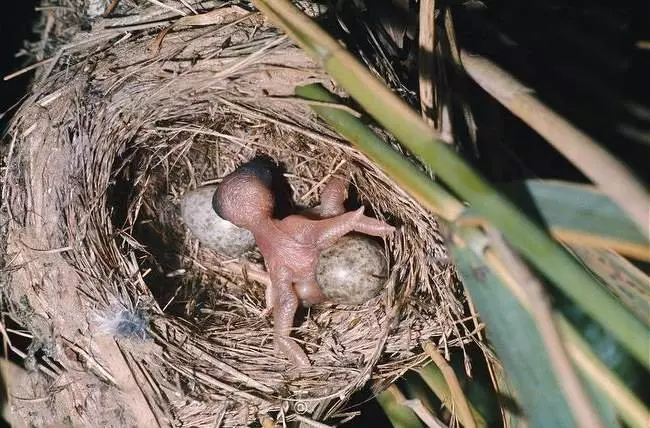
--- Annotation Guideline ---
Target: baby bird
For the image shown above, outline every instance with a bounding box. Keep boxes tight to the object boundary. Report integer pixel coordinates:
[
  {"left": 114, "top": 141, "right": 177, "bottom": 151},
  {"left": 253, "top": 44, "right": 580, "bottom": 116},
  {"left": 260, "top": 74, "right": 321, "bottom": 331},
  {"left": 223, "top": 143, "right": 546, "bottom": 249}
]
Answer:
[{"left": 213, "top": 162, "right": 394, "bottom": 367}]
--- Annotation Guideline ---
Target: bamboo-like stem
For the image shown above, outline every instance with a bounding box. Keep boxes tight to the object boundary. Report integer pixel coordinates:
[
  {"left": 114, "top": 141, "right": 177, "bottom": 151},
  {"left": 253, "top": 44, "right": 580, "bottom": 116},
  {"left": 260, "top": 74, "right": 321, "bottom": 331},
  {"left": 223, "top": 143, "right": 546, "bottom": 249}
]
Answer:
[
  {"left": 300, "top": 80, "right": 648, "bottom": 424},
  {"left": 377, "top": 385, "right": 425, "bottom": 428},
  {"left": 460, "top": 51, "right": 650, "bottom": 237},
  {"left": 403, "top": 400, "right": 447, "bottom": 428}
]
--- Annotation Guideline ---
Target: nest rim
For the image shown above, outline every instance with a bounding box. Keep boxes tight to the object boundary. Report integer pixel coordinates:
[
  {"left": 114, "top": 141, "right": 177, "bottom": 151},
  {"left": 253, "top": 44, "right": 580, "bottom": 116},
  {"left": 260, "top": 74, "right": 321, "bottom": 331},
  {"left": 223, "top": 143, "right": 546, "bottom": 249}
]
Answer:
[{"left": 1, "top": 4, "right": 473, "bottom": 426}]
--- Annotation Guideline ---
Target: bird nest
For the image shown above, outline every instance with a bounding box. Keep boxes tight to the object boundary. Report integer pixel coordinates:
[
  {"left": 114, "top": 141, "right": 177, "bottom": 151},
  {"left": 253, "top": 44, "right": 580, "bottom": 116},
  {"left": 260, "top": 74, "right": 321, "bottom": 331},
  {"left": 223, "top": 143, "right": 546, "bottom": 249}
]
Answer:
[{"left": 1, "top": 2, "right": 471, "bottom": 426}]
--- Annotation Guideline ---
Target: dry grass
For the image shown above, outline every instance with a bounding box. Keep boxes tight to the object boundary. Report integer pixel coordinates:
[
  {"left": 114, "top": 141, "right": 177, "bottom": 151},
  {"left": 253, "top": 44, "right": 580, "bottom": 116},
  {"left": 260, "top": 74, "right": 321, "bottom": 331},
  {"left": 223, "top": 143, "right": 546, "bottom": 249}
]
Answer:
[{"left": 1, "top": 1, "right": 473, "bottom": 426}]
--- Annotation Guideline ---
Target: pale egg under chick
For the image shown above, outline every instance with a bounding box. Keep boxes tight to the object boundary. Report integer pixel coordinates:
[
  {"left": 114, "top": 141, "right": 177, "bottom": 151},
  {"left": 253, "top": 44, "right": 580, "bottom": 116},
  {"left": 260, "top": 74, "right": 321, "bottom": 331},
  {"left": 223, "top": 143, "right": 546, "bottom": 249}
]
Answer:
[{"left": 181, "top": 185, "right": 255, "bottom": 257}]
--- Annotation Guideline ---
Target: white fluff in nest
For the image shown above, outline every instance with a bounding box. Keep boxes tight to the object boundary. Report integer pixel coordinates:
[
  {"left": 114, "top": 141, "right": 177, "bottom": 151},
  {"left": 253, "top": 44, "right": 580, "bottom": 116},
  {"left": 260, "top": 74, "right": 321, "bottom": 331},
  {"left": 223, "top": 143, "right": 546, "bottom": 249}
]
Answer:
[
  {"left": 93, "top": 304, "right": 149, "bottom": 340},
  {"left": 87, "top": 0, "right": 107, "bottom": 18}
]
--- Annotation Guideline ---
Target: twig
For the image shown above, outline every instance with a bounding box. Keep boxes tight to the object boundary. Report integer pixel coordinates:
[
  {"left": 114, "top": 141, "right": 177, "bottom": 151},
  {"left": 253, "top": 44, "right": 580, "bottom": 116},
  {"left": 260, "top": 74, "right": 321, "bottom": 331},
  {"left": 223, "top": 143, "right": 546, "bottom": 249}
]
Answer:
[
  {"left": 166, "top": 361, "right": 266, "bottom": 404},
  {"left": 403, "top": 399, "right": 447, "bottom": 428},
  {"left": 418, "top": 0, "right": 437, "bottom": 127},
  {"left": 0, "top": 323, "right": 58, "bottom": 379},
  {"left": 220, "top": 260, "right": 272, "bottom": 288},
  {"left": 19, "top": 241, "right": 73, "bottom": 254},
  {"left": 445, "top": 9, "right": 477, "bottom": 148},
  {"left": 144, "top": 0, "right": 188, "bottom": 16},
  {"left": 288, "top": 414, "right": 332, "bottom": 428},
  {"left": 61, "top": 338, "right": 118, "bottom": 386},
  {"left": 3, "top": 58, "right": 54, "bottom": 81},
  {"left": 178, "top": 0, "right": 199, "bottom": 15},
  {"left": 103, "top": 0, "right": 121, "bottom": 17},
  {"left": 422, "top": 341, "right": 477, "bottom": 428},
  {"left": 300, "top": 159, "right": 346, "bottom": 200},
  {"left": 115, "top": 342, "right": 164, "bottom": 427},
  {"left": 39, "top": 32, "right": 122, "bottom": 83},
  {"left": 182, "top": 341, "right": 275, "bottom": 393}
]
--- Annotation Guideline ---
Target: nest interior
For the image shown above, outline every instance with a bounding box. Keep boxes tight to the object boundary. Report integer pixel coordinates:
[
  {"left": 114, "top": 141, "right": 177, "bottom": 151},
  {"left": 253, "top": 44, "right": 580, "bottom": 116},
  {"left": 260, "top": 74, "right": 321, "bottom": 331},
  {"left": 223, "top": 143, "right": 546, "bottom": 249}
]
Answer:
[{"left": 1, "top": 3, "right": 473, "bottom": 426}]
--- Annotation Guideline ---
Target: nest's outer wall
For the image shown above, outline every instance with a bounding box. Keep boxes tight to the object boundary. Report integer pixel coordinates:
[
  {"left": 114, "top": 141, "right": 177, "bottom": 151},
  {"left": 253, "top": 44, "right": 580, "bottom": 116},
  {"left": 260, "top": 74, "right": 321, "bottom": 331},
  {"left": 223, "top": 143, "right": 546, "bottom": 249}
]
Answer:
[
  {"left": 0, "top": 10, "right": 339, "bottom": 426},
  {"left": 1, "top": 3, "right": 466, "bottom": 427},
  {"left": 3, "top": 78, "right": 162, "bottom": 427}
]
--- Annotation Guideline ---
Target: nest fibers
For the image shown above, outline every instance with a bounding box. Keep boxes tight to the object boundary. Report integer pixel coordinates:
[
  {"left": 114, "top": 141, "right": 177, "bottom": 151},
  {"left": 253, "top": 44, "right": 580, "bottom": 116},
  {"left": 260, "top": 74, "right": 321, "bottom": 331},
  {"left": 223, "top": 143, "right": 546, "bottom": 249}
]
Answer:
[{"left": 1, "top": 2, "right": 472, "bottom": 426}]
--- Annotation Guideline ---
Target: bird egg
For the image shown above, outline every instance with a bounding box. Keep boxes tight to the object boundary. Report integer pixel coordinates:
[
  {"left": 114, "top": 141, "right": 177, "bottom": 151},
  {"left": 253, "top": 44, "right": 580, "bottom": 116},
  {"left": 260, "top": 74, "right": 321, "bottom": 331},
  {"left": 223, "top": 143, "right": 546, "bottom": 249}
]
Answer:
[
  {"left": 317, "top": 234, "right": 388, "bottom": 304},
  {"left": 181, "top": 185, "right": 255, "bottom": 257}
]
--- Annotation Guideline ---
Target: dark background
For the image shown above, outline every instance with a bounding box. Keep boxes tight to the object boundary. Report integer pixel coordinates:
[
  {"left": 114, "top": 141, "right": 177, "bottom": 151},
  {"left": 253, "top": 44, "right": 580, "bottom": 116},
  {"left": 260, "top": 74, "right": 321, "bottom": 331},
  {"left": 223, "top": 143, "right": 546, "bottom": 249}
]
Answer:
[
  {"left": 3, "top": 0, "right": 647, "bottom": 177},
  {"left": 1, "top": 1, "right": 40, "bottom": 131}
]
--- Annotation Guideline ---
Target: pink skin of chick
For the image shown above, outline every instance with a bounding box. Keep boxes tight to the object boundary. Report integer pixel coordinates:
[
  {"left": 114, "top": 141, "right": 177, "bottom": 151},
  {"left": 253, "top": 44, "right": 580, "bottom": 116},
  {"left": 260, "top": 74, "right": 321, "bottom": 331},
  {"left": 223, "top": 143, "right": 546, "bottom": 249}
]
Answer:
[{"left": 214, "top": 168, "right": 395, "bottom": 368}]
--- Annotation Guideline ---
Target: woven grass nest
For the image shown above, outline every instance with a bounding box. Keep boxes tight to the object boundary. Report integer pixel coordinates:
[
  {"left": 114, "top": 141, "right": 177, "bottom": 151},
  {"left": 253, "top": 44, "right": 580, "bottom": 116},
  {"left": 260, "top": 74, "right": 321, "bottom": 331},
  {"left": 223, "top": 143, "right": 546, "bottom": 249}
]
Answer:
[{"left": 1, "top": 2, "right": 471, "bottom": 426}]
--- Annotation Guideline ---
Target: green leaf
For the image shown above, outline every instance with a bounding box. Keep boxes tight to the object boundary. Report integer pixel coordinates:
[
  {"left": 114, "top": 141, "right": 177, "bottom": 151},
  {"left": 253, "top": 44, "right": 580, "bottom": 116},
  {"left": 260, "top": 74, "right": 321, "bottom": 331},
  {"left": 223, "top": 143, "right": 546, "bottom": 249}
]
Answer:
[
  {"left": 459, "top": 180, "right": 650, "bottom": 261},
  {"left": 568, "top": 246, "right": 650, "bottom": 326},
  {"left": 450, "top": 228, "right": 618, "bottom": 428},
  {"left": 376, "top": 386, "right": 425, "bottom": 428},
  {"left": 416, "top": 364, "right": 488, "bottom": 427},
  {"left": 557, "top": 317, "right": 650, "bottom": 428},
  {"left": 488, "top": 363, "right": 528, "bottom": 428}
]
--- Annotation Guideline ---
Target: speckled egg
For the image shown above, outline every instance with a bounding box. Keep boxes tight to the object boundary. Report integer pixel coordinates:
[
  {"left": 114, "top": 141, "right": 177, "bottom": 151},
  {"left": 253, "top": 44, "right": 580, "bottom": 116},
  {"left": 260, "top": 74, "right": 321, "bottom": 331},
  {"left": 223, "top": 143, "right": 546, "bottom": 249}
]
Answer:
[
  {"left": 316, "top": 234, "right": 388, "bottom": 304},
  {"left": 181, "top": 185, "right": 255, "bottom": 257}
]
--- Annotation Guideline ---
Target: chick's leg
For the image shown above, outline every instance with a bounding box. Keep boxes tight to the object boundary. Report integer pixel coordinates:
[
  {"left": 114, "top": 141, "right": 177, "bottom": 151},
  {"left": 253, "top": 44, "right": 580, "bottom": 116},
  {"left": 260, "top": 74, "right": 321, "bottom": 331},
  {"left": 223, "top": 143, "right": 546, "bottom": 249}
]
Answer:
[
  {"left": 313, "top": 206, "right": 366, "bottom": 248},
  {"left": 271, "top": 271, "right": 311, "bottom": 367},
  {"left": 353, "top": 216, "right": 396, "bottom": 237},
  {"left": 261, "top": 281, "right": 275, "bottom": 318},
  {"left": 317, "top": 176, "right": 394, "bottom": 237},
  {"left": 317, "top": 176, "right": 348, "bottom": 217},
  {"left": 312, "top": 207, "right": 395, "bottom": 250}
]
